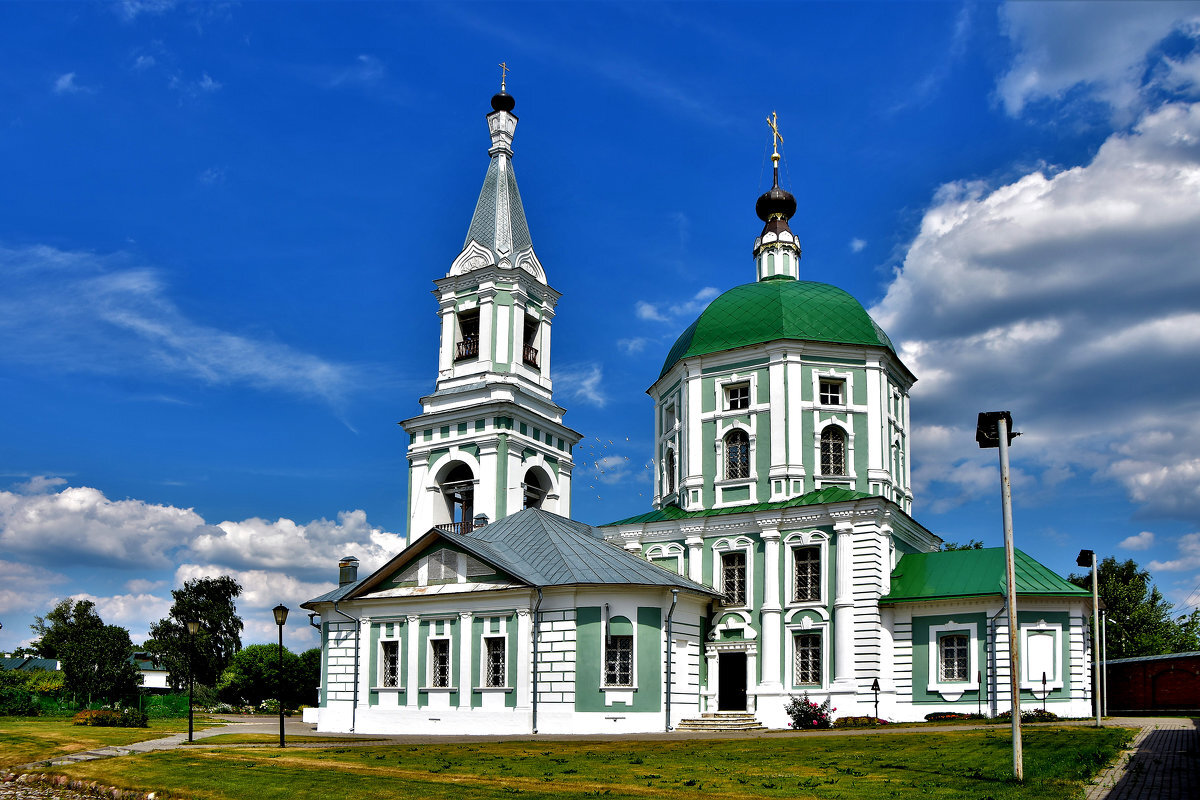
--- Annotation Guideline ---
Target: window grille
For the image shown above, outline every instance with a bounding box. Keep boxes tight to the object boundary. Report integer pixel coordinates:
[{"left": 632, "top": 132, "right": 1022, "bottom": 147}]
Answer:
[
  {"left": 725, "top": 383, "right": 750, "bottom": 410},
  {"left": 430, "top": 639, "right": 451, "bottom": 687},
  {"left": 794, "top": 633, "right": 821, "bottom": 685},
  {"left": 604, "top": 635, "right": 633, "bottom": 686},
  {"left": 485, "top": 637, "right": 506, "bottom": 687},
  {"left": 819, "top": 379, "right": 844, "bottom": 405},
  {"left": 820, "top": 427, "right": 846, "bottom": 475},
  {"left": 722, "top": 551, "right": 747, "bottom": 606},
  {"left": 381, "top": 640, "right": 399, "bottom": 687},
  {"left": 725, "top": 430, "right": 750, "bottom": 479},
  {"left": 793, "top": 547, "right": 820, "bottom": 602},
  {"left": 939, "top": 634, "right": 969, "bottom": 682}
]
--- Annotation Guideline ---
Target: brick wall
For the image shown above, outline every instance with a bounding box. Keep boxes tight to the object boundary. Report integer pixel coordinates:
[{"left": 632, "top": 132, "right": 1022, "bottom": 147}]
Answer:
[{"left": 1105, "top": 654, "right": 1200, "bottom": 710}]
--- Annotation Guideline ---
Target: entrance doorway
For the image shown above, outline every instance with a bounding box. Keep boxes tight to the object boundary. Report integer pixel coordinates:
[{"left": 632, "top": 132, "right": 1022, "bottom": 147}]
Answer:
[{"left": 718, "top": 652, "right": 747, "bottom": 711}]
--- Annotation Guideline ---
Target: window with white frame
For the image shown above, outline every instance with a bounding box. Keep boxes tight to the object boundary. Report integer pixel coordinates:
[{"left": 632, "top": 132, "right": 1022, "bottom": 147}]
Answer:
[
  {"left": 793, "top": 546, "right": 821, "bottom": 602},
  {"left": 793, "top": 632, "right": 822, "bottom": 686},
  {"left": 430, "top": 638, "right": 451, "bottom": 687},
  {"left": 604, "top": 634, "right": 633, "bottom": 686},
  {"left": 724, "top": 429, "right": 750, "bottom": 479},
  {"left": 820, "top": 426, "right": 846, "bottom": 475},
  {"left": 645, "top": 543, "right": 684, "bottom": 575},
  {"left": 725, "top": 383, "right": 750, "bottom": 410},
  {"left": 380, "top": 640, "right": 400, "bottom": 687},
  {"left": 484, "top": 636, "right": 506, "bottom": 688},
  {"left": 819, "top": 379, "right": 844, "bottom": 406},
  {"left": 938, "top": 634, "right": 969, "bottom": 682},
  {"left": 722, "top": 550, "right": 747, "bottom": 606}
]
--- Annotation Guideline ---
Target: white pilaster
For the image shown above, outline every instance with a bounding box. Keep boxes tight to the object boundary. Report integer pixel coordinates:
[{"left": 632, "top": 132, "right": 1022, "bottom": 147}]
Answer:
[
  {"left": 459, "top": 611, "right": 474, "bottom": 706},
  {"left": 686, "top": 534, "right": 704, "bottom": 584},
  {"left": 516, "top": 607, "right": 532, "bottom": 711},
  {"left": 760, "top": 526, "right": 782, "bottom": 689},
  {"left": 832, "top": 521, "right": 856, "bottom": 690},
  {"left": 406, "top": 615, "right": 420, "bottom": 708}
]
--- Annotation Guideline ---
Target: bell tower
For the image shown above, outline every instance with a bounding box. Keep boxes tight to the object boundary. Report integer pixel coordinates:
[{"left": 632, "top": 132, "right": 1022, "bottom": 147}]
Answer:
[{"left": 401, "top": 83, "right": 581, "bottom": 537}]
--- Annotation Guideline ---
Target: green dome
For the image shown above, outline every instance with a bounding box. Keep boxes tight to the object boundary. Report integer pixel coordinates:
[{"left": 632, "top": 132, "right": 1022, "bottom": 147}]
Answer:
[{"left": 659, "top": 278, "right": 896, "bottom": 378}]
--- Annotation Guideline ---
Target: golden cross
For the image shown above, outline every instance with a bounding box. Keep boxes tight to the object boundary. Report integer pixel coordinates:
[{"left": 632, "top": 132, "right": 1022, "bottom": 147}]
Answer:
[
  {"left": 766, "top": 111, "right": 784, "bottom": 156},
  {"left": 499, "top": 61, "right": 510, "bottom": 91}
]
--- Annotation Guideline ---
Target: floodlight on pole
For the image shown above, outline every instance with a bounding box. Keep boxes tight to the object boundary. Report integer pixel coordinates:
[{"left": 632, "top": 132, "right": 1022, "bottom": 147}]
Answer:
[
  {"left": 1077, "top": 549, "right": 1102, "bottom": 727},
  {"left": 977, "top": 410, "right": 1022, "bottom": 781}
]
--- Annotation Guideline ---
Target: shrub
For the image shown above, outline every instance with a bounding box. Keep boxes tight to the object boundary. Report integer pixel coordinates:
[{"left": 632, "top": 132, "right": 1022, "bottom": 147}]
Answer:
[
  {"left": 71, "top": 707, "right": 149, "bottom": 727},
  {"left": 784, "top": 692, "right": 833, "bottom": 729},
  {"left": 995, "top": 708, "right": 1059, "bottom": 724},
  {"left": 833, "top": 716, "right": 889, "bottom": 728},
  {"left": 924, "top": 712, "right": 986, "bottom": 722},
  {"left": 0, "top": 686, "right": 39, "bottom": 716}
]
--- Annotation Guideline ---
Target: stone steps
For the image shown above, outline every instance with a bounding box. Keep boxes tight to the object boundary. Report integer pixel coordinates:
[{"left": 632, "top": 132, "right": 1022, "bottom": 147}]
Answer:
[{"left": 674, "top": 713, "right": 767, "bottom": 732}]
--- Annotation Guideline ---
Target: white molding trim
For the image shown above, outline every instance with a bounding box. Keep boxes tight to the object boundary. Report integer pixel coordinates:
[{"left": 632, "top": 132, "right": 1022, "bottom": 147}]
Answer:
[{"left": 927, "top": 621, "right": 979, "bottom": 701}]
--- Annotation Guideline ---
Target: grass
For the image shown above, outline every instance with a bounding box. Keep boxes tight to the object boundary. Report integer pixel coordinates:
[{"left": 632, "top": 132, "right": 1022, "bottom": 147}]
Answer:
[
  {"left": 182, "top": 734, "right": 376, "bottom": 745},
  {"left": 0, "top": 716, "right": 221, "bottom": 767},
  {"left": 26, "top": 726, "right": 1134, "bottom": 799}
]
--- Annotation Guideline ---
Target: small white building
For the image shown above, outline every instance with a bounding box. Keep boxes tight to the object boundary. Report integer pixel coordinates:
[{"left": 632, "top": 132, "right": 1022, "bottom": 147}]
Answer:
[{"left": 303, "top": 86, "right": 1096, "bottom": 735}]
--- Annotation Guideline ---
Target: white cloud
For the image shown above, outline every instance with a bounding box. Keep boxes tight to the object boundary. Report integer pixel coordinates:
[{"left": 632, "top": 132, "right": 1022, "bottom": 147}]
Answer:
[
  {"left": 617, "top": 337, "right": 648, "bottom": 355},
  {"left": 125, "top": 578, "right": 167, "bottom": 593},
  {"left": 198, "top": 166, "right": 226, "bottom": 185},
  {"left": 874, "top": 100, "right": 1200, "bottom": 520},
  {"left": 197, "top": 72, "right": 221, "bottom": 93},
  {"left": 114, "top": 0, "right": 177, "bottom": 22},
  {"left": 635, "top": 287, "right": 719, "bottom": 325},
  {"left": 174, "top": 564, "right": 331, "bottom": 647},
  {"left": 327, "top": 55, "right": 386, "bottom": 88},
  {"left": 554, "top": 363, "right": 607, "bottom": 408},
  {"left": 850, "top": 238, "right": 867, "bottom": 253},
  {"left": 53, "top": 72, "right": 90, "bottom": 95},
  {"left": 1149, "top": 532, "right": 1200, "bottom": 571},
  {"left": 0, "top": 560, "right": 67, "bottom": 617},
  {"left": 133, "top": 55, "right": 156, "bottom": 71},
  {"left": 635, "top": 301, "right": 667, "bottom": 322},
  {"left": 0, "top": 243, "right": 358, "bottom": 408},
  {"left": 997, "top": 2, "right": 1200, "bottom": 117},
  {"left": 1119, "top": 531, "right": 1157, "bottom": 551},
  {"left": 70, "top": 592, "right": 173, "bottom": 643}
]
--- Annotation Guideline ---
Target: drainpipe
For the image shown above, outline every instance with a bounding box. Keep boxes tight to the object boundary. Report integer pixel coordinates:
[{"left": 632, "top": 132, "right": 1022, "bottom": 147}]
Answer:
[
  {"left": 665, "top": 589, "right": 679, "bottom": 732},
  {"left": 331, "top": 601, "right": 360, "bottom": 732},
  {"left": 531, "top": 587, "right": 543, "bottom": 734}
]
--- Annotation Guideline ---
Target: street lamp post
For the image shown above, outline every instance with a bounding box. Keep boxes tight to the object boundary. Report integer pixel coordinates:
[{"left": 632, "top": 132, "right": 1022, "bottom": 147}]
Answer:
[
  {"left": 186, "top": 620, "right": 201, "bottom": 742},
  {"left": 977, "top": 410, "right": 1022, "bottom": 781},
  {"left": 1076, "top": 549, "right": 1102, "bottom": 727},
  {"left": 272, "top": 604, "right": 289, "bottom": 748}
]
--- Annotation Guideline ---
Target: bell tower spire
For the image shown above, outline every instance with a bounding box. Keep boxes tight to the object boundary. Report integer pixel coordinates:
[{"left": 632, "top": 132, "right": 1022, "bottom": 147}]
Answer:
[
  {"left": 753, "top": 111, "right": 801, "bottom": 282},
  {"left": 401, "top": 82, "right": 581, "bottom": 538}
]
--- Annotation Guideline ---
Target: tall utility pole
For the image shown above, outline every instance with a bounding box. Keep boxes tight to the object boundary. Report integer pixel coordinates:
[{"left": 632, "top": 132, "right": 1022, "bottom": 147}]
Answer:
[
  {"left": 1077, "top": 549, "right": 1103, "bottom": 727},
  {"left": 977, "top": 411, "right": 1022, "bottom": 781}
]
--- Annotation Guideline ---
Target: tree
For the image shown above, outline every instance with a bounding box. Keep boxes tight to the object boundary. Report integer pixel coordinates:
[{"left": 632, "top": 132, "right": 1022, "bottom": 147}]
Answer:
[
  {"left": 28, "top": 599, "right": 141, "bottom": 703},
  {"left": 942, "top": 539, "right": 985, "bottom": 551},
  {"left": 145, "top": 576, "right": 243, "bottom": 688},
  {"left": 217, "top": 644, "right": 305, "bottom": 708},
  {"left": 1069, "top": 556, "right": 1181, "bottom": 659},
  {"left": 299, "top": 647, "right": 321, "bottom": 707}
]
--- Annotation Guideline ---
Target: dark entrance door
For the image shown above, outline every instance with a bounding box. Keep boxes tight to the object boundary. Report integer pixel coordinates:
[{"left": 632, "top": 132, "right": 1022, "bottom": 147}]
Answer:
[{"left": 718, "top": 652, "right": 747, "bottom": 711}]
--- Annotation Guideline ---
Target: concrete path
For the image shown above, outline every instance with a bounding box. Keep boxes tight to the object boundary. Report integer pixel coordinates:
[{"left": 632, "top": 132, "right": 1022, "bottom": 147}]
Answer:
[{"left": 1085, "top": 717, "right": 1198, "bottom": 800}]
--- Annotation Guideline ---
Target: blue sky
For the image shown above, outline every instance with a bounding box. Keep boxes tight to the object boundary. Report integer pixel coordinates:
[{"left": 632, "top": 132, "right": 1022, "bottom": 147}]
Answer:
[{"left": 2, "top": 1, "right": 1200, "bottom": 652}]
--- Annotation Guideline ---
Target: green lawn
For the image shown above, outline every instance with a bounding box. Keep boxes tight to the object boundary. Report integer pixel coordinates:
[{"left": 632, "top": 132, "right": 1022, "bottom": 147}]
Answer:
[
  {"left": 0, "top": 716, "right": 220, "bottom": 767},
  {"left": 31, "top": 726, "right": 1133, "bottom": 800}
]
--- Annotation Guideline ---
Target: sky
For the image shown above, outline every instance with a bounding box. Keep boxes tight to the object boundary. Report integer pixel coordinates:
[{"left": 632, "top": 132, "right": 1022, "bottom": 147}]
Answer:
[{"left": 2, "top": 1, "right": 1199, "bottom": 653}]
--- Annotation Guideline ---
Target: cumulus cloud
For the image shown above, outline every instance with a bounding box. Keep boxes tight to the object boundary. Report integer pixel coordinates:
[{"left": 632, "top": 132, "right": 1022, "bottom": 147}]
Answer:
[
  {"left": 1149, "top": 532, "right": 1200, "bottom": 571},
  {"left": 0, "top": 243, "right": 357, "bottom": 408},
  {"left": 1119, "top": 531, "right": 1157, "bottom": 551},
  {"left": 997, "top": 2, "right": 1200, "bottom": 118},
  {"left": 174, "top": 564, "right": 332, "bottom": 647},
  {"left": 53, "top": 72, "right": 90, "bottom": 95},
  {"left": 874, "top": 100, "right": 1200, "bottom": 519},
  {"left": 554, "top": 363, "right": 607, "bottom": 408},
  {"left": 0, "top": 560, "right": 68, "bottom": 616},
  {"left": 850, "top": 238, "right": 867, "bottom": 253}
]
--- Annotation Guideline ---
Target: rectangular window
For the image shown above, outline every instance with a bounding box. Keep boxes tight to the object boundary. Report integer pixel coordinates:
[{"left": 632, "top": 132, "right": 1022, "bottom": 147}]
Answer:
[
  {"left": 793, "top": 547, "right": 820, "bottom": 602},
  {"left": 604, "top": 635, "right": 633, "bottom": 686},
  {"left": 722, "top": 551, "right": 747, "bottom": 606},
  {"left": 725, "top": 383, "right": 750, "bottom": 410},
  {"left": 484, "top": 637, "right": 506, "bottom": 688},
  {"left": 794, "top": 633, "right": 821, "bottom": 685},
  {"left": 456, "top": 310, "right": 479, "bottom": 361},
  {"left": 819, "top": 379, "right": 844, "bottom": 405},
  {"left": 939, "top": 634, "right": 969, "bottom": 682},
  {"left": 522, "top": 314, "right": 539, "bottom": 367},
  {"left": 430, "top": 639, "right": 451, "bottom": 687},
  {"left": 381, "top": 640, "right": 399, "bottom": 687}
]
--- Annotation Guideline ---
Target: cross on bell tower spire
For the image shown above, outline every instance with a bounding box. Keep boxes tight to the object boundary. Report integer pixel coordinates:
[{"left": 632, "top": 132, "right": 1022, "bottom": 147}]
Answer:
[{"left": 753, "top": 109, "right": 800, "bottom": 281}]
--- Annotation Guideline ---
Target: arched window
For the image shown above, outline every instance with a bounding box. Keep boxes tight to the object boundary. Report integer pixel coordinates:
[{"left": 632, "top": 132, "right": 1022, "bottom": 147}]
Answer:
[
  {"left": 724, "top": 429, "right": 750, "bottom": 479},
  {"left": 440, "top": 463, "right": 475, "bottom": 532},
  {"left": 523, "top": 468, "right": 547, "bottom": 510},
  {"left": 820, "top": 427, "right": 846, "bottom": 476},
  {"left": 664, "top": 447, "right": 676, "bottom": 494}
]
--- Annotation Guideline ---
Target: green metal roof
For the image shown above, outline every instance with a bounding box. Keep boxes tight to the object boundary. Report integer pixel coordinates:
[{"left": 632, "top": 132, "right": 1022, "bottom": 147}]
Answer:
[
  {"left": 880, "top": 548, "right": 1090, "bottom": 605},
  {"left": 602, "top": 486, "right": 875, "bottom": 527},
  {"left": 659, "top": 279, "right": 897, "bottom": 378}
]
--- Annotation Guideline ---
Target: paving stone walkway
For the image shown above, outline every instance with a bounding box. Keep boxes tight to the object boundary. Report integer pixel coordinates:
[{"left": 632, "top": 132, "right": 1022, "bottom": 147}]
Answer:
[{"left": 1086, "top": 718, "right": 1198, "bottom": 800}]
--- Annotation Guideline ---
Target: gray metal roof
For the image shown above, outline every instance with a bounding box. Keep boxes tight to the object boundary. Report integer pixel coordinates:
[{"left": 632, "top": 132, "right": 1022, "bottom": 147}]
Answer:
[
  {"left": 0, "top": 656, "right": 59, "bottom": 671},
  {"left": 304, "top": 508, "right": 717, "bottom": 608},
  {"left": 464, "top": 149, "right": 533, "bottom": 261},
  {"left": 1103, "top": 650, "right": 1200, "bottom": 666}
]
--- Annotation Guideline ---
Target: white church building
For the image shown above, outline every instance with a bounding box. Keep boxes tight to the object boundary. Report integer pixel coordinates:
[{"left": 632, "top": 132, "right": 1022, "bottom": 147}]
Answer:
[{"left": 302, "top": 86, "right": 1095, "bottom": 734}]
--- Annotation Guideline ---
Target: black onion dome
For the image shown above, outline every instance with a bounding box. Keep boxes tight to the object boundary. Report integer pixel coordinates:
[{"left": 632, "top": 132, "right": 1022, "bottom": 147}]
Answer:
[
  {"left": 491, "top": 91, "right": 516, "bottom": 112},
  {"left": 755, "top": 185, "right": 796, "bottom": 222}
]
